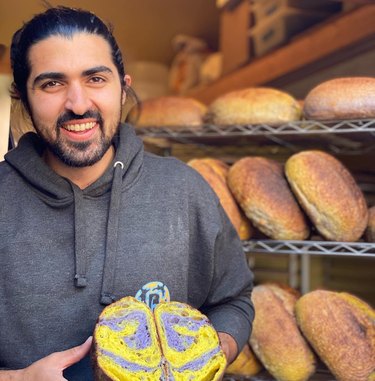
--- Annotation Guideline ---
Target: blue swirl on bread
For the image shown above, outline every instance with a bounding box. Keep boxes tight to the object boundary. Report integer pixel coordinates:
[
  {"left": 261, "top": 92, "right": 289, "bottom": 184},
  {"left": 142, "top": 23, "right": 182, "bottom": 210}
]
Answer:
[{"left": 92, "top": 297, "right": 227, "bottom": 380}]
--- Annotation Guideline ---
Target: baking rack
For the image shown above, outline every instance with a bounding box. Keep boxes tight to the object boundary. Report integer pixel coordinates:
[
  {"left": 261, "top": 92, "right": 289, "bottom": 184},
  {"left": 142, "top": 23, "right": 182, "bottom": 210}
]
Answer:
[
  {"left": 242, "top": 239, "right": 375, "bottom": 258},
  {"left": 224, "top": 369, "right": 336, "bottom": 381}
]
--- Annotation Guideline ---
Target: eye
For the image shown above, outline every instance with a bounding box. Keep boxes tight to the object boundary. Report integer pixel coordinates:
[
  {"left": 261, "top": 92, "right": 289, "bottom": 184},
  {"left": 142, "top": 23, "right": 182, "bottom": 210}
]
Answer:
[
  {"left": 41, "top": 80, "right": 62, "bottom": 89},
  {"left": 89, "top": 76, "right": 105, "bottom": 84}
]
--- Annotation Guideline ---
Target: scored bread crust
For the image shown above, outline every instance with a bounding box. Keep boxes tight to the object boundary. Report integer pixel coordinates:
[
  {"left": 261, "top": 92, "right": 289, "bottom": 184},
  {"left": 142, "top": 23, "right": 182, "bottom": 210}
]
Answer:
[
  {"left": 285, "top": 150, "right": 368, "bottom": 242},
  {"left": 205, "top": 87, "right": 302, "bottom": 125},
  {"left": 295, "top": 290, "right": 375, "bottom": 381},
  {"left": 188, "top": 158, "right": 253, "bottom": 240},
  {"left": 128, "top": 96, "right": 207, "bottom": 127},
  {"left": 303, "top": 77, "right": 375, "bottom": 120},
  {"left": 92, "top": 297, "right": 226, "bottom": 381},
  {"left": 365, "top": 206, "right": 375, "bottom": 242},
  {"left": 249, "top": 284, "right": 316, "bottom": 381},
  {"left": 227, "top": 157, "right": 309, "bottom": 240}
]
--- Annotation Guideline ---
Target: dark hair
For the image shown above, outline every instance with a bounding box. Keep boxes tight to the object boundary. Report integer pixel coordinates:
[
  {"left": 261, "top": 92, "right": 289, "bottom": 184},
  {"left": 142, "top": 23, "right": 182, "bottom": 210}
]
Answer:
[{"left": 10, "top": 6, "right": 126, "bottom": 109}]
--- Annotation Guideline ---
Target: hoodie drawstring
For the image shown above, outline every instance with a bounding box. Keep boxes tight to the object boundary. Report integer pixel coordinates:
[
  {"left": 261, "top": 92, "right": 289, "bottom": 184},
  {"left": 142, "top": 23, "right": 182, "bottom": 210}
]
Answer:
[
  {"left": 72, "top": 186, "right": 88, "bottom": 288},
  {"left": 100, "top": 161, "right": 124, "bottom": 305}
]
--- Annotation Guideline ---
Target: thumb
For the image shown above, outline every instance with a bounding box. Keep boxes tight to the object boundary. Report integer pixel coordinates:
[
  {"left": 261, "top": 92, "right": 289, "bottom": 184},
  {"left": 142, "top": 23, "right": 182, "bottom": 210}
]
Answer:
[{"left": 56, "top": 336, "right": 93, "bottom": 369}]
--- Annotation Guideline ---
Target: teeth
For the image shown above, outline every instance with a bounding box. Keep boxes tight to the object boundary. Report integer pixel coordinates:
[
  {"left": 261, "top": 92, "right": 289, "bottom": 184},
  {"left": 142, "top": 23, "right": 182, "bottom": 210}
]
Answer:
[{"left": 64, "top": 122, "right": 96, "bottom": 131}]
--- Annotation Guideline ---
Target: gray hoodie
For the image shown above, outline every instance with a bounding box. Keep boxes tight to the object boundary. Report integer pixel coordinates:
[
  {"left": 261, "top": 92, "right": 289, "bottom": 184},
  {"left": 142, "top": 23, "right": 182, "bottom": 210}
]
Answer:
[{"left": 0, "top": 123, "right": 254, "bottom": 380}]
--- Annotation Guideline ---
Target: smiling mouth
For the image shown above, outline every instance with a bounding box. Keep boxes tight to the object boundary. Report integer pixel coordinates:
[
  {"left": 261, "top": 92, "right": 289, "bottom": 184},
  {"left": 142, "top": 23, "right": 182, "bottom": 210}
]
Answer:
[{"left": 63, "top": 122, "right": 97, "bottom": 132}]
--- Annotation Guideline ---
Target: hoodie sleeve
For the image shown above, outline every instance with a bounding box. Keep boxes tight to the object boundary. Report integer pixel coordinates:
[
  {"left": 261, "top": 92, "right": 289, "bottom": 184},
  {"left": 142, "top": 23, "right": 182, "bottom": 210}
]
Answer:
[{"left": 201, "top": 203, "right": 255, "bottom": 355}]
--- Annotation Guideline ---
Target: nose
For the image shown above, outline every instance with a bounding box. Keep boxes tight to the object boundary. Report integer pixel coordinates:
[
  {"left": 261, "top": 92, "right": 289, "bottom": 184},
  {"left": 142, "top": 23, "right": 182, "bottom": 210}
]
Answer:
[{"left": 64, "top": 82, "right": 93, "bottom": 115}]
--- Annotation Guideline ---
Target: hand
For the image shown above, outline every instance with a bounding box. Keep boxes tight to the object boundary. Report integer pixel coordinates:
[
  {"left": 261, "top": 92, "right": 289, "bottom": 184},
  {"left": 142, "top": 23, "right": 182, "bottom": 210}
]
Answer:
[
  {"left": 218, "top": 332, "right": 238, "bottom": 365},
  {"left": 15, "top": 337, "right": 92, "bottom": 381}
]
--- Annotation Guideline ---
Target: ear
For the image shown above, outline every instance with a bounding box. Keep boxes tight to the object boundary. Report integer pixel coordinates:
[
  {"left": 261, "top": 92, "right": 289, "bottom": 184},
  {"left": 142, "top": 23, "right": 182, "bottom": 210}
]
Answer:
[{"left": 122, "top": 74, "right": 132, "bottom": 105}]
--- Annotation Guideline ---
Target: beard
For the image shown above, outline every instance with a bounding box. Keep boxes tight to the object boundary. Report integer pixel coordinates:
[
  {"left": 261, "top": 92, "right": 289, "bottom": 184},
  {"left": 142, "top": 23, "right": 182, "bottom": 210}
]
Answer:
[{"left": 32, "top": 109, "right": 121, "bottom": 168}]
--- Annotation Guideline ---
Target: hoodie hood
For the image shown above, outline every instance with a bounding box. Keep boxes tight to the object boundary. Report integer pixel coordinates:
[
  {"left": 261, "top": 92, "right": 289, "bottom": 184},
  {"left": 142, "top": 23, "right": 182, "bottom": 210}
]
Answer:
[{"left": 5, "top": 123, "right": 144, "bottom": 304}]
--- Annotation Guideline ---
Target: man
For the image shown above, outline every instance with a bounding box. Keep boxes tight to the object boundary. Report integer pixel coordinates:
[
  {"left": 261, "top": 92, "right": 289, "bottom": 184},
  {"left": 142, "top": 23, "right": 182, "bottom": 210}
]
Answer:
[{"left": 0, "top": 6, "right": 254, "bottom": 380}]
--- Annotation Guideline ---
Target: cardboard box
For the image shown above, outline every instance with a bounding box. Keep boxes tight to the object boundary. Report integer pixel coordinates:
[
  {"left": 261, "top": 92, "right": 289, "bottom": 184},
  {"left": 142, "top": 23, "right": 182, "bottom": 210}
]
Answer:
[
  {"left": 251, "top": 0, "right": 341, "bottom": 22},
  {"left": 220, "top": 0, "right": 253, "bottom": 74},
  {"left": 250, "top": 7, "right": 332, "bottom": 57}
]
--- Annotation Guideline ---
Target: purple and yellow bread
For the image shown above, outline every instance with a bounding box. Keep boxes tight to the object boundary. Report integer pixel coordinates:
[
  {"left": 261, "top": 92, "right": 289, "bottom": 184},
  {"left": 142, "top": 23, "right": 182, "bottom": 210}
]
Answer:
[{"left": 92, "top": 297, "right": 227, "bottom": 380}]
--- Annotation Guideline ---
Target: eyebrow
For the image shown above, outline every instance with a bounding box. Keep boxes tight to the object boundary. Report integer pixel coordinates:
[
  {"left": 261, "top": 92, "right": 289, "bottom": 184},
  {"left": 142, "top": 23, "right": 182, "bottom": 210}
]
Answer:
[{"left": 32, "top": 65, "right": 114, "bottom": 88}]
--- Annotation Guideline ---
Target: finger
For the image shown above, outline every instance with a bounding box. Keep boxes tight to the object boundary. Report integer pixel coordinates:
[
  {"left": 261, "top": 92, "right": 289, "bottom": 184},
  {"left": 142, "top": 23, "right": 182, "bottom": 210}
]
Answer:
[{"left": 55, "top": 336, "right": 93, "bottom": 369}]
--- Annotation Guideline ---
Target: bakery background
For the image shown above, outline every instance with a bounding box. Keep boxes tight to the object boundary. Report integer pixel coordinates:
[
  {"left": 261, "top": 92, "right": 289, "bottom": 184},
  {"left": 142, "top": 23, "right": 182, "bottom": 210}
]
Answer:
[{"left": 1, "top": 1, "right": 374, "bottom": 380}]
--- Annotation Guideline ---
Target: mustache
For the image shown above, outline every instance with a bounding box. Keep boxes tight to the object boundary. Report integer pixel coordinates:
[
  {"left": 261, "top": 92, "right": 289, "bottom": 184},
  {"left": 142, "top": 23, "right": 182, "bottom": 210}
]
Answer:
[{"left": 56, "top": 110, "right": 103, "bottom": 127}]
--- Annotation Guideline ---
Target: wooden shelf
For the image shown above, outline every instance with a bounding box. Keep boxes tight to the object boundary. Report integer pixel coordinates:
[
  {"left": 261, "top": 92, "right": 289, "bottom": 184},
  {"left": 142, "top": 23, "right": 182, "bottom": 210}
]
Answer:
[{"left": 188, "top": 5, "right": 375, "bottom": 104}]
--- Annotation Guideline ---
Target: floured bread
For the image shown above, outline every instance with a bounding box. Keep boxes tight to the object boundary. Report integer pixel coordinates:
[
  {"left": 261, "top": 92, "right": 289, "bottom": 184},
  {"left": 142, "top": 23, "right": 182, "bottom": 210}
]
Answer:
[
  {"left": 227, "top": 156, "right": 309, "bottom": 240},
  {"left": 296, "top": 290, "right": 375, "bottom": 381},
  {"left": 205, "top": 87, "right": 302, "bottom": 125},
  {"left": 188, "top": 158, "right": 253, "bottom": 240},
  {"left": 303, "top": 77, "right": 375, "bottom": 120},
  {"left": 127, "top": 96, "right": 207, "bottom": 128},
  {"left": 249, "top": 284, "right": 316, "bottom": 381},
  {"left": 92, "top": 297, "right": 227, "bottom": 380}
]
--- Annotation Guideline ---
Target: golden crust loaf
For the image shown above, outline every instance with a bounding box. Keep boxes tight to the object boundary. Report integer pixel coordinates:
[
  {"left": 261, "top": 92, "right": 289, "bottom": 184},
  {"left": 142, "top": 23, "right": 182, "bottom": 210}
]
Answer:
[
  {"left": 225, "top": 344, "right": 262, "bottom": 377},
  {"left": 188, "top": 158, "right": 253, "bottom": 240},
  {"left": 365, "top": 206, "right": 375, "bottom": 242},
  {"left": 227, "top": 157, "right": 309, "bottom": 240},
  {"left": 205, "top": 87, "right": 302, "bottom": 125},
  {"left": 128, "top": 96, "right": 207, "bottom": 127},
  {"left": 303, "top": 77, "right": 375, "bottom": 120},
  {"left": 295, "top": 290, "right": 375, "bottom": 381},
  {"left": 249, "top": 284, "right": 316, "bottom": 381},
  {"left": 285, "top": 150, "right": 368, "bottom": 242}
]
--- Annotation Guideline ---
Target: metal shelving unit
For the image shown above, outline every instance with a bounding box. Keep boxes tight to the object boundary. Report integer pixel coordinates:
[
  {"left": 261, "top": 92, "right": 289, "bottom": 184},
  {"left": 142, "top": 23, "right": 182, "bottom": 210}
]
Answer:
[
  {"left": 136, "top": 119, "right": 375, "bottom": 155},
  {"left": 224, "top": 369, "right": 336, "bottom": 381},
  {"left": 243, "top": 239, "right": 375, "bottom": 258},
  {"left": 136, "top": 119, "right": 375, "bottom": 262},
  {"left": 135, "top": 118, "right": 375, "bottom": 138}
]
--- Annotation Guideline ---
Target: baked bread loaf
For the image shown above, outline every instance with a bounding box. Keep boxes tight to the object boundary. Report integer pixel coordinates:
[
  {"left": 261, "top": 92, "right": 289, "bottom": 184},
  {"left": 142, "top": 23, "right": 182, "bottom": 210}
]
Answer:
[
  {"left": 127, "top": 96, "right": 207, "bottom": 127},
  {"left": 303, "top": 77, "right": 375, "bottom": 120},
  {"left": 227, "top": 157, "right": 309, "bottom": 240},
  {"left": 225, "top": 343, "right": 262, "bottom": 377},
  {"left": 296, "top": 290, "right": 375, "bottom": 381},
  {"left": 92, "top": 296, "right": 227, "bottom": 380},
  {"left": 249, "top": 284, "right": 316, "bottom": 381},
  {"left": 365, "top": 206, "right": 375, "bottom": 242},
  {"left": 205, "top": 87, "right": 302, "bottom": 125},
  {"left": 285, "top": 150, "right": 368, "bottom": 242},
  {"left": 188, "top": 158, "right": 253, "bottom": 240}
]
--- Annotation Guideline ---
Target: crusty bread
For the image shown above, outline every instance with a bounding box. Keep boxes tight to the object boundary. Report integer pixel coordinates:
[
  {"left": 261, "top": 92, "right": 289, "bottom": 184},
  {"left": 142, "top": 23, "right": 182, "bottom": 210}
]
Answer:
[
  {"left": 205, "top": 87, "right": 302, "bottom": 125},
  {"left": 227, "top": 157, "right": 309, "bottom": 240},
  {"left": 128, "top": 96, "right": 207, "bottom": 127},
  {"left": 225, "top": 343, "right": 262, "bottom": 377},
  {"left": 285, "top": 150, "right": 368, "bottom": 242},
  {"left": 92, "top": 297, "right": 226, "bottom": 381},
  {"left": 188, "top": 158, "right": 253, "bottom": 240},
  {"left": 249, "top": 284, "right": 316, "bottom": 381},
  {"left": 365, "top": 206, "right": 375, "bottom": 242},
  {"left": 296, "top": 290, "right": 375, "bottom": 381},
  {"left": 303, "top": 77, "right": 375, "bottom": 120}
]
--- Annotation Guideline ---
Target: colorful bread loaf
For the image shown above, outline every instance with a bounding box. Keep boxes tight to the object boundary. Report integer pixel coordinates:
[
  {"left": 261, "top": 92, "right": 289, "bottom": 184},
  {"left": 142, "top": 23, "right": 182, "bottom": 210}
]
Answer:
[{"left": 92, "top": 297, "right": 227, "bottom": 380}]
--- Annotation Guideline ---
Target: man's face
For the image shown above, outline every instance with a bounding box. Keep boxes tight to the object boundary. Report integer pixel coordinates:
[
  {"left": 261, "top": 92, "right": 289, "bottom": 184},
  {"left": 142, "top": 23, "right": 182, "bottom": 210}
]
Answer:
[{"left": 26, "top": 32, "right": 126, "bottom": 167}]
